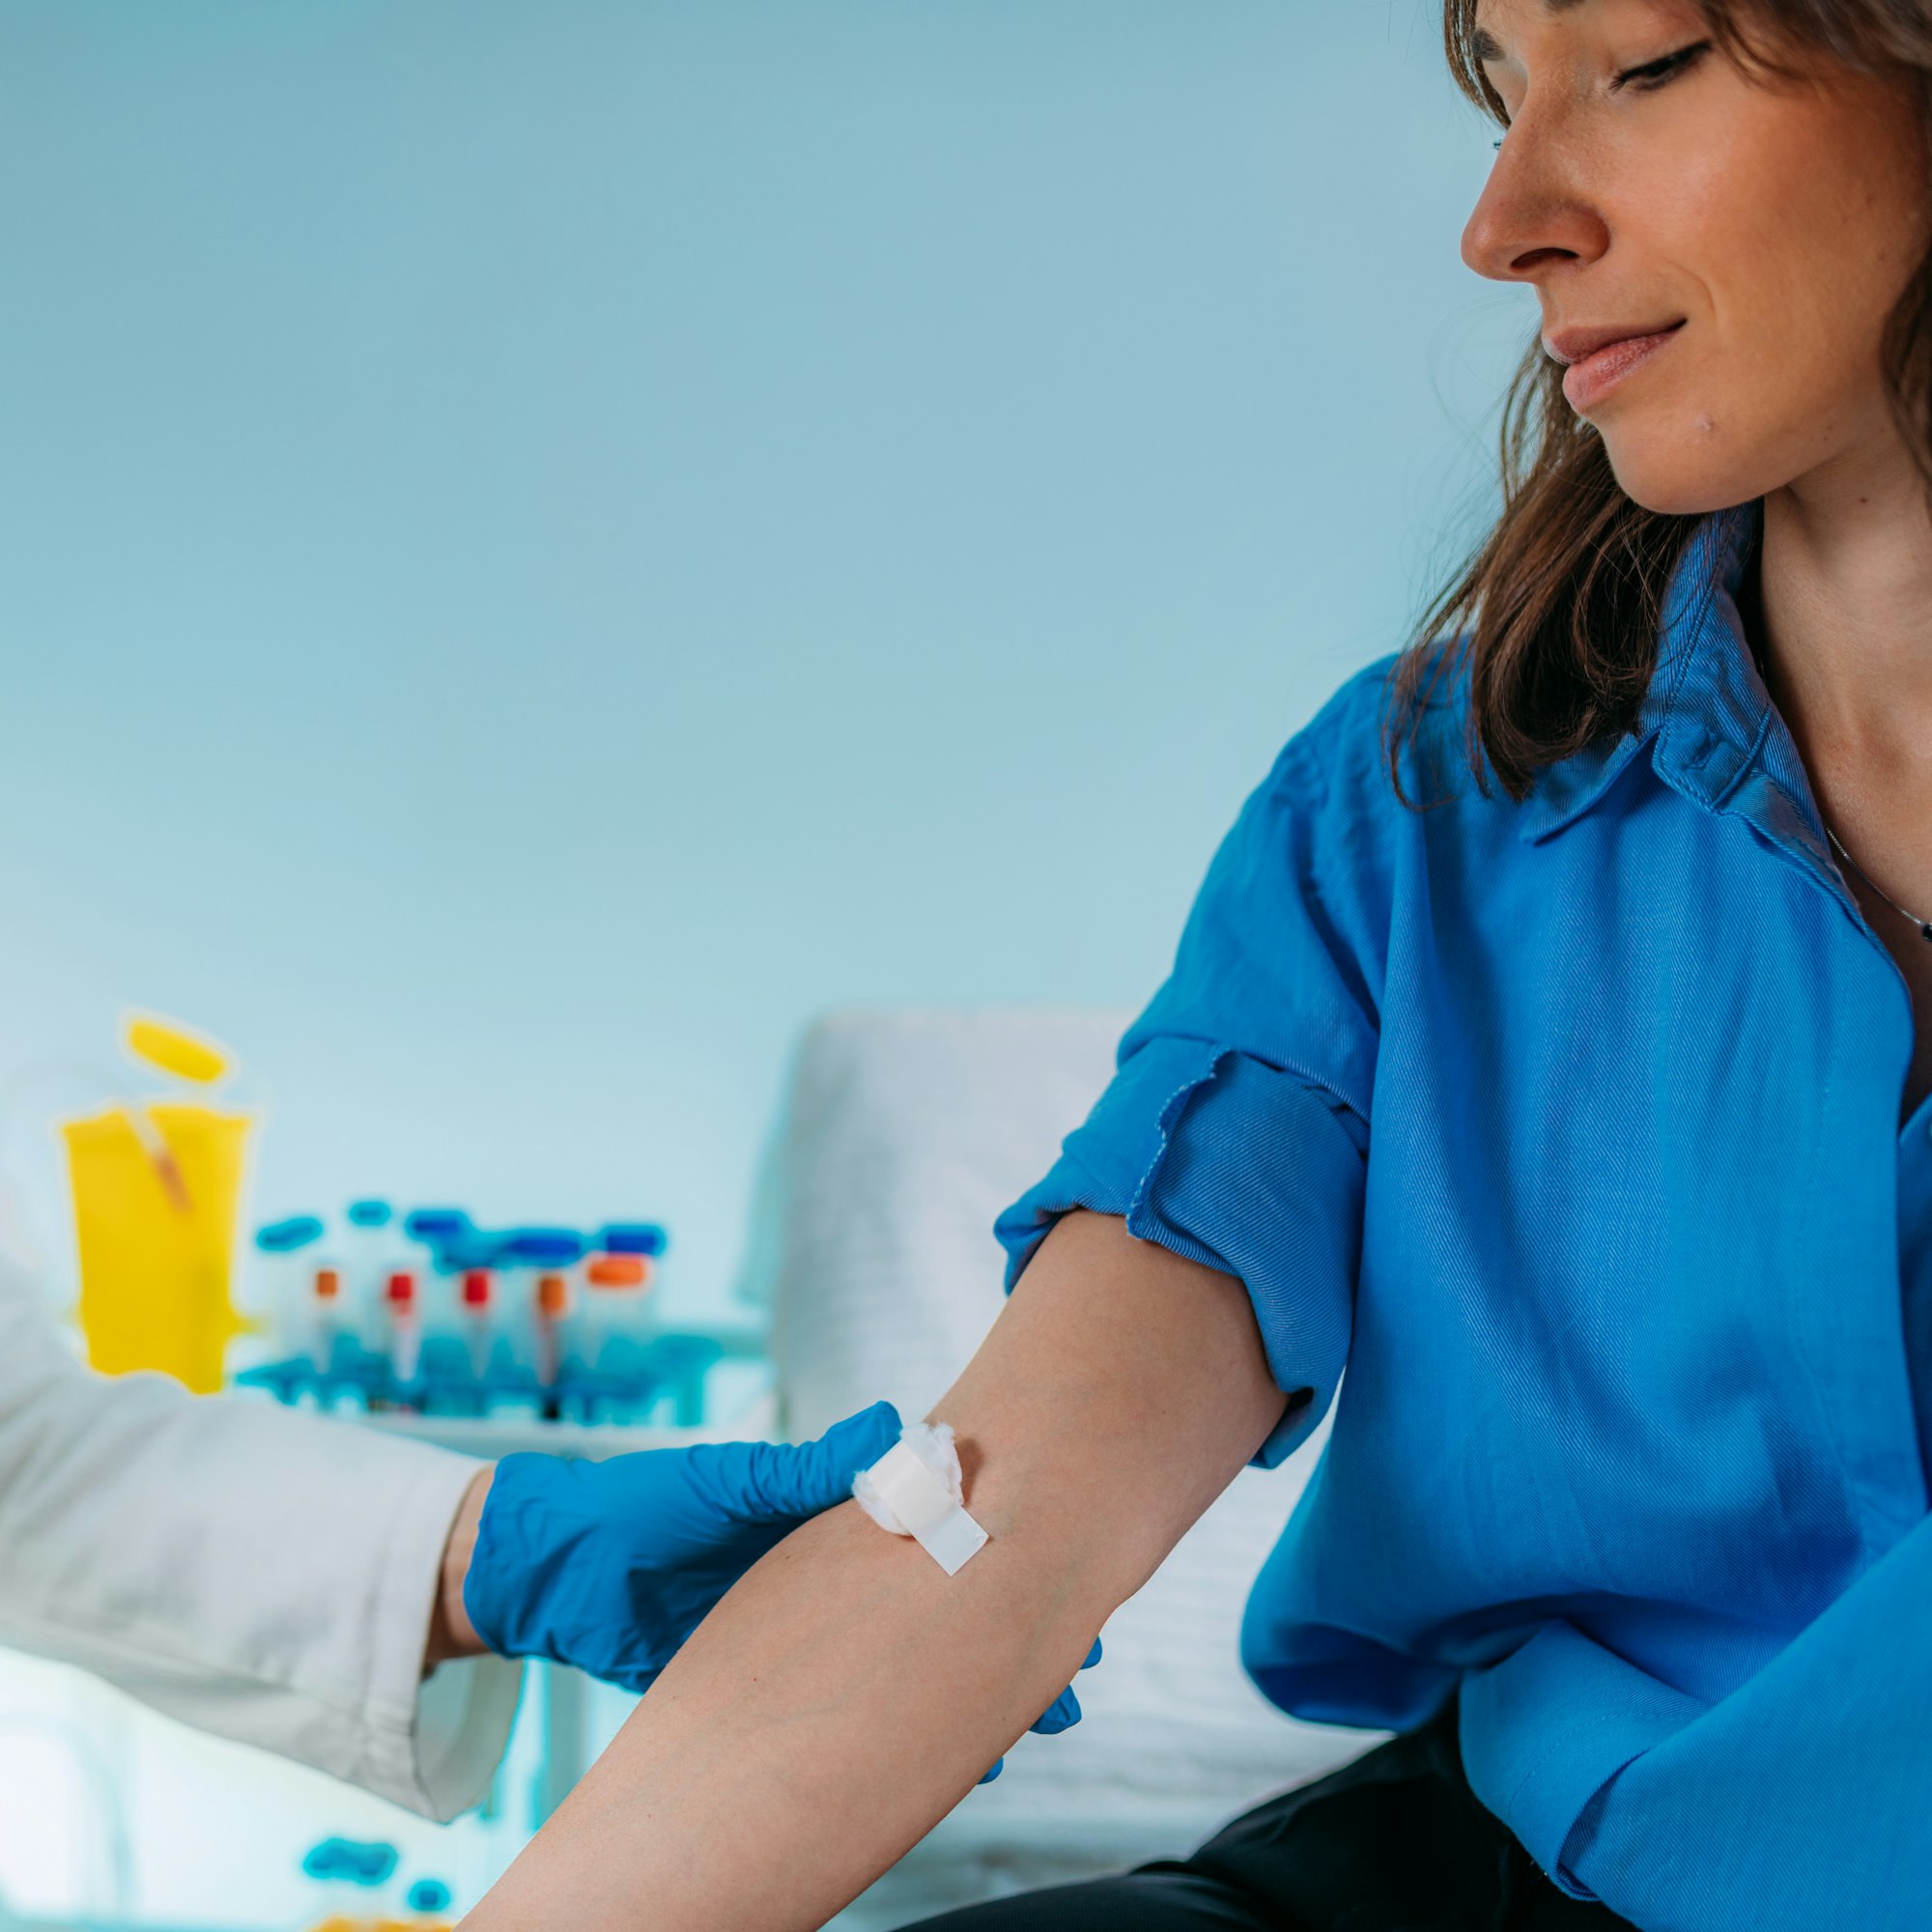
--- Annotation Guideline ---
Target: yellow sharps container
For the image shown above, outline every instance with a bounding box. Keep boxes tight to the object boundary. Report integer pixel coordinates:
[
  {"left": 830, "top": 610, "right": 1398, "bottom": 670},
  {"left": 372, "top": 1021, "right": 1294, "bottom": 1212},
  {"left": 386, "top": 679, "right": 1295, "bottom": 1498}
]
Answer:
[{"left": 60, "top": 1014, "right": 257, "bottom": 1394}]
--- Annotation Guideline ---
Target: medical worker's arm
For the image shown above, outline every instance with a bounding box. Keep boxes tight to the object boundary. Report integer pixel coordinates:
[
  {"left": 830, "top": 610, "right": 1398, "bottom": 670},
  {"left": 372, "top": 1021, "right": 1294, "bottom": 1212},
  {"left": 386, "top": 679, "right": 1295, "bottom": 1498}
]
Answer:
[
  {"left": 466, "top": 1208, "right": 1290, "bottom": 1932},
  {"left": 0, "top": 1248, "right": 521, "bottom": 1819},
  {"left": 0, "top": 1241, "right": 906, "bottom": 1821}
]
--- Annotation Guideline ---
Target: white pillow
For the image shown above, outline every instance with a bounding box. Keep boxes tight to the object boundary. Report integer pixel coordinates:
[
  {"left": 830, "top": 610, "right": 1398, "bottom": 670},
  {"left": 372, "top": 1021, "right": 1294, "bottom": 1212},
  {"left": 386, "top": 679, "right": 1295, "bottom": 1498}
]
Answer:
[{"left": 750, "top": 1007, "right": 1381, "bottom": 1920}]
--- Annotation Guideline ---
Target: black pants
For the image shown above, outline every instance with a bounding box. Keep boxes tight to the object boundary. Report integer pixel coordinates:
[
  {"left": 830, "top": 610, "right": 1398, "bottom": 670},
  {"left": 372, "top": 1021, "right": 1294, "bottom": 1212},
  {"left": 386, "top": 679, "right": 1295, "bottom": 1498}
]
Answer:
[{"left": 903, "top": 1698, "right": 1634, "bottom": 1931}]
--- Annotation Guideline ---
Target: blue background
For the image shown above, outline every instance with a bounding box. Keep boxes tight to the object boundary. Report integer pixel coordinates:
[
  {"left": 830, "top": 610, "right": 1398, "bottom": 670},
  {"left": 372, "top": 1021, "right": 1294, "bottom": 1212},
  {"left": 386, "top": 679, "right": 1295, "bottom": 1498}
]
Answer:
[
  {"left": 0, "top": 3, "right": 1531, "bottom": 1922},
  {"left": 0, "top": 0, "right": 1520, "bottom": 1321}
]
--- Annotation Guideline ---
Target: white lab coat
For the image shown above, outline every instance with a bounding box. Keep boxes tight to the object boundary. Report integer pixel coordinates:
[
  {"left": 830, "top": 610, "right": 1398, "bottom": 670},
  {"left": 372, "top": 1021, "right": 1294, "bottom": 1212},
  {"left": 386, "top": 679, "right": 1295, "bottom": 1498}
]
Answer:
[{"left": 0, "top": 1252, "right": 523, "bottom": 1820}]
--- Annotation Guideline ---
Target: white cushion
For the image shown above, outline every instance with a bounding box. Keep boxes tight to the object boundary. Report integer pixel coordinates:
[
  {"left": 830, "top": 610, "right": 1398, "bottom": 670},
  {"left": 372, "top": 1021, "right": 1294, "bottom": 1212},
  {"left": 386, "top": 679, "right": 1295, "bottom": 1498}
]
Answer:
[{"left": 751, "top": 1007, "right": 1381, "bottom": 1919}]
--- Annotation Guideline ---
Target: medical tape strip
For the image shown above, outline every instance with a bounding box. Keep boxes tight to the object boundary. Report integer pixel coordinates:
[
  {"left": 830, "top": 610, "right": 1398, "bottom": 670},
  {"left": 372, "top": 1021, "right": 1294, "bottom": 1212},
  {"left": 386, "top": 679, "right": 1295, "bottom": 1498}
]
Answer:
[{"left": 852, "top": 1422, "right": 989, "bottom": 1577}]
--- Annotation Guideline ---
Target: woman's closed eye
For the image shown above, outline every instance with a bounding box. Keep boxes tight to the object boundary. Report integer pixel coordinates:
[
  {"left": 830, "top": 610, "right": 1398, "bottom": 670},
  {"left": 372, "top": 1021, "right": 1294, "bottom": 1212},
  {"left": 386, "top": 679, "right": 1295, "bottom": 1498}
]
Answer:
[
  {"left": 1609, "top": 40, "right": 1713, "bottom": 95},
  {"left": 1488, "top": 39, "right": 1715, "bottom": 146}
]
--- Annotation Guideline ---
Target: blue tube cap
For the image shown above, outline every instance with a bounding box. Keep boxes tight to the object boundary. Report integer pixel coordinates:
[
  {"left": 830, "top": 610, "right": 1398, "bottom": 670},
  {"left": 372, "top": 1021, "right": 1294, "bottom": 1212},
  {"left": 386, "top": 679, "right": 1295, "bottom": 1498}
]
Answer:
[
  {"left": 599, "top": 1222, "right": 668, "bottom": 1257},
  {"left": 408, "top": 1879, "right": 454, "bottom": 1914},
  {"left": 255, "top": 1215, "right": 326, "bottom": 1255},
  {"left": 404, "top": 1208, "right": 472, "bottom": 1244},
  {"left": 497, "top": 1227, "right": 586, "bottom": 1265},
  {"left": 346, "top": 1199, "right": 393, "bottom": 1229},
  {"left": 436, "top": 1230, "right": 501, "bottom": 1272}
]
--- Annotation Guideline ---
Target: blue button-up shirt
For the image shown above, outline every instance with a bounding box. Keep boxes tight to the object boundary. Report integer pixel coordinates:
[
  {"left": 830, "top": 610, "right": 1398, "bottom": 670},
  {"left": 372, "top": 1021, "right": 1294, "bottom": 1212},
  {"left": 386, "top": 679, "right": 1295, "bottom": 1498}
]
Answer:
[{"left": 995, "top": 499, "right": 1932, "bottom": 1927}]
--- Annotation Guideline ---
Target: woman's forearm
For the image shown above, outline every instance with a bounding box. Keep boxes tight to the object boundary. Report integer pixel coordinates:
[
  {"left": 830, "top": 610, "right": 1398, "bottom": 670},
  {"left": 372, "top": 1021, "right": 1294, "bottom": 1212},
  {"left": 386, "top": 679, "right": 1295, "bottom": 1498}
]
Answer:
[{"left": 465, "top": 1209, "right": 1288, "bottom": 1932}]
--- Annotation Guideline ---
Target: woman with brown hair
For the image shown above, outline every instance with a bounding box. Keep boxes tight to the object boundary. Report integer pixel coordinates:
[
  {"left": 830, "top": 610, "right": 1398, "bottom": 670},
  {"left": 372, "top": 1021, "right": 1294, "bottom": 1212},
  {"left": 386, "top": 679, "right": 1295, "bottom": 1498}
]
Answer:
[{"left": 464, "top": 3, "right": 1932, "bottom": 1926}]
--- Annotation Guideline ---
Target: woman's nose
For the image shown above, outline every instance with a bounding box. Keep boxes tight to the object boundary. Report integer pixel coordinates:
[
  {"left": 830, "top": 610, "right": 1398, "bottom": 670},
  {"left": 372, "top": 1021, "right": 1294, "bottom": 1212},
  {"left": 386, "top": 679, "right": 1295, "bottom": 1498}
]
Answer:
[{"left": 1460, "top": 126, "right": 1608, "bottom": 283}]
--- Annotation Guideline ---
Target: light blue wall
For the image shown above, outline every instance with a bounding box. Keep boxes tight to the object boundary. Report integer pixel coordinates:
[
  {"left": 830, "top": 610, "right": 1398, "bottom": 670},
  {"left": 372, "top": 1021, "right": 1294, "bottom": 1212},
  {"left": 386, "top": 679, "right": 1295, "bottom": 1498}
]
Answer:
[
  {"left": 0, "top": 6, "right": 1533, "bottom": 1923},
  {"left": 0, "top": 0, "right": 1527, "bottom": 1321}
]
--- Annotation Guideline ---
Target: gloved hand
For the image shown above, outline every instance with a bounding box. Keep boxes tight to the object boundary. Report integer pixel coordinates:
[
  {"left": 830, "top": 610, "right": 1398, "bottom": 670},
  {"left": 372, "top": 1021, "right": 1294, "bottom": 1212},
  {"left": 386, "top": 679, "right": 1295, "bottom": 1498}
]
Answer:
[
  {"left": 461, "top": 1398, "right": 1103, "bottom": 1761},
  {"left": 978, "top": 1636, "right": 1104, "bottom": 1784},
  {"left": 463, "top": 1400, "right": 904, "bottom": 1693}
]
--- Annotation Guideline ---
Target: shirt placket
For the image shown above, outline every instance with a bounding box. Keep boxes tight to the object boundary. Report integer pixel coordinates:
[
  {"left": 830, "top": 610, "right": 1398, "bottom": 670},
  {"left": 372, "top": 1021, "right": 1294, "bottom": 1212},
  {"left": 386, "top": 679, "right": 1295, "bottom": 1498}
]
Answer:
[{"left": 1709, "top": 692, "right": 1932, "bottom": 1536}]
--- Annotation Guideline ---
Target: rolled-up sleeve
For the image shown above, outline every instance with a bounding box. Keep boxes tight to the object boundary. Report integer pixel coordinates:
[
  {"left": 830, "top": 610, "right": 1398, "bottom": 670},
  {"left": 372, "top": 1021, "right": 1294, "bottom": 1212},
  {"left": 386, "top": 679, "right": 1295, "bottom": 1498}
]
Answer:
[{"left": 994, "top": 703, "right": 1384, "bottom": 1466}]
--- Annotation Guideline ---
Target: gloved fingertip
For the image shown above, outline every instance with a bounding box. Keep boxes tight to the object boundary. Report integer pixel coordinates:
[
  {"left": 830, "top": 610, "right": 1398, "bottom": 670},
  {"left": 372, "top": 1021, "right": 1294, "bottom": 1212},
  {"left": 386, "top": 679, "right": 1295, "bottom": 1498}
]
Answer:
[
  {"left": 822, "top": 1400, "right": 902, "bottom": 1482},
  {"left": 1030, "top": 1685, "right": 1083, "bottom": 1737},
  {"left": 768, "top": 1400, "right": 904, "bottom": 1518},
  {"left": 978, "top": 1757, "right": 1006, "bottom": 1784},
  {"left": 846, "top": 1399, "right": 903, "bottom": 1461},
  {"left": 1082, "top": 1637, "right": 1103, "bottom": 1670}
]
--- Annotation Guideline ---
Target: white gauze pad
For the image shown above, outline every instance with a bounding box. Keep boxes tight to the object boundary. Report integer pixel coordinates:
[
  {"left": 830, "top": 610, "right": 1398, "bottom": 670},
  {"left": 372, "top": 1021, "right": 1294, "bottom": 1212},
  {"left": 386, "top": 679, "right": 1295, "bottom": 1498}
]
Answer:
[{"left": 852, "top": 1421, "right": 989, "bottom": 1577}]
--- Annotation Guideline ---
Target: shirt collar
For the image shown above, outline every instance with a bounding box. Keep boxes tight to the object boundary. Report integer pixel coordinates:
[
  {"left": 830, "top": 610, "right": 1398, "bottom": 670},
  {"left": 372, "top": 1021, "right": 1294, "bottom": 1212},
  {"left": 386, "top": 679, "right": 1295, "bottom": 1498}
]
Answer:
[{"left": 1515, "top": 498, "right": 1804, "bottom": 848}]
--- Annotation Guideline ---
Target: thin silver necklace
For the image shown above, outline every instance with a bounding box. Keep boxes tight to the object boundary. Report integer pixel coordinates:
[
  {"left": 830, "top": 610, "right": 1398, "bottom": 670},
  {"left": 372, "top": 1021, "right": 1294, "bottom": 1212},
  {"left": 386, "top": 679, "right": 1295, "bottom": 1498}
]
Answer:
[
  {"left": 1750, "top": 630, "right": 1932, "bottom": 942},
  {"left": 1821, "top": 824, "right": 1932, "bottom": 942}
]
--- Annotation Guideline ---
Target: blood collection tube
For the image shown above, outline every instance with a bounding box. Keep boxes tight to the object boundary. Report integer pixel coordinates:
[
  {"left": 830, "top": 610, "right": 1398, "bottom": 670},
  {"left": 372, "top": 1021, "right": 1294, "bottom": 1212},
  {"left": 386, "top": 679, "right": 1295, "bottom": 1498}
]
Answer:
[
  {"left": 582, "top": 1253, "right": 652, "bottom": 1374},
  {"left": 495, "top": 1227, "right": 585, "bottom": 1392},
  {"left": 253, "top": 1215, "right": 326, "bottom": 1366},
  {"left": 385, "top": 1269, "right": 422, "bottom": 1392},
  {"left": 344, "top": 1199, "right": 397, "bottom": 1351},
  {"left": 533, "top": 1270, "right": 572, "bottom": 1419},
  {"left": 460, "top": 1267, "right": 496, "bottom": 1383},
  {"left": 309, "top": 1265, "right": 343, "bottom": 1380}
]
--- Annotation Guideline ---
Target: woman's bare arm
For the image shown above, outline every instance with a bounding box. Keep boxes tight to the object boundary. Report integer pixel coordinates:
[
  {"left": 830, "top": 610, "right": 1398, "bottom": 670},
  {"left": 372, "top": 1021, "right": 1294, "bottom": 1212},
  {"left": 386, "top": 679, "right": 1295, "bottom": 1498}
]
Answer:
[{"left": 465, "top": 1208, "right": 1289, "bottom": 1932}]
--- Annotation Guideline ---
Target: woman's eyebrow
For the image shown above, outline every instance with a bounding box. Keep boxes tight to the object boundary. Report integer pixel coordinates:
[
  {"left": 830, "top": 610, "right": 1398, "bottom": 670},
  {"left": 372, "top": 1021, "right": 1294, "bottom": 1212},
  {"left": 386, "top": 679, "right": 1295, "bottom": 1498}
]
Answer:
[{"left": 1471, "top": 0, "right": 1591, "bottom": 64}]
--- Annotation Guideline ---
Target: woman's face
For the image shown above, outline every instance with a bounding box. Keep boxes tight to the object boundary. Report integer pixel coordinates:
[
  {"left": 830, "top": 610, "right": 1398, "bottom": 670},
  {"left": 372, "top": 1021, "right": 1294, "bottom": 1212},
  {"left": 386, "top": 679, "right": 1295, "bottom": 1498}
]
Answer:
[{"left": 1462, "top": 0, "right": 1929, "bottom": 515}]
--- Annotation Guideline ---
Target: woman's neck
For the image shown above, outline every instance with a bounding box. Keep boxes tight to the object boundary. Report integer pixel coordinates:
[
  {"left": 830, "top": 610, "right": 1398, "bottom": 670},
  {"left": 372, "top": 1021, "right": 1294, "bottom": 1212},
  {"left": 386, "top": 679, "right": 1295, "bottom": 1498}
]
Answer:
[
  {"left": 1752, "top": 443, "right": 1932, "bottom": 1133},
  {"left": 1757, "top": 442, "right": 1932, "bottom": 780}
]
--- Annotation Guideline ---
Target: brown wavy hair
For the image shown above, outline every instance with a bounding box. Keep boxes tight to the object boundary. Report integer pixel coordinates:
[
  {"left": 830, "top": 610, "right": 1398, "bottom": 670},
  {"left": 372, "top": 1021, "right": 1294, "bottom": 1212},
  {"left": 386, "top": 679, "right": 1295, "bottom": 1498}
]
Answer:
[{"left": 1381, "top": 1, "right": 1932, "bottom": 811}]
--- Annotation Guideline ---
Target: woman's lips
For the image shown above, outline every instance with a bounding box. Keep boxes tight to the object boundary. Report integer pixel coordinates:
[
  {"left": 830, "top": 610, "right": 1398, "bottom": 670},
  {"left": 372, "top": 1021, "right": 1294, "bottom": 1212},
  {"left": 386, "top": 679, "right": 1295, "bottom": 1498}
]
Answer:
[{"left": 1557, "top": 322, "right": 1686, "bottom": 412}]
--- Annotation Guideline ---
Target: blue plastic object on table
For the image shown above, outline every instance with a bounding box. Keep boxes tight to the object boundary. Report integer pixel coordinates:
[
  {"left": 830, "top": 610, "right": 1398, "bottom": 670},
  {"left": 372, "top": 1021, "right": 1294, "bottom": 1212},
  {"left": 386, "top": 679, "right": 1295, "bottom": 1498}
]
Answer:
[
  {"left": 302, "top": 1838, "right": 398, "bottom": 1887},
  {"left": 255, "top": 1215, "right": 326, "bottom": 1254}
]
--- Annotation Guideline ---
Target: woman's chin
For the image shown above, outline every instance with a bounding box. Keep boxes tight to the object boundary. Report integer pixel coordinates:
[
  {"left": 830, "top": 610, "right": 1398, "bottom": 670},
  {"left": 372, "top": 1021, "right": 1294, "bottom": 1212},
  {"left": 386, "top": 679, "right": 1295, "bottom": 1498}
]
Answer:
[
  {"left": 1600, "top": 442, "right": 1770, "bottom": 522},
  {"left": 1601, "top": 425, "right": 1774, "bottom": 521}
]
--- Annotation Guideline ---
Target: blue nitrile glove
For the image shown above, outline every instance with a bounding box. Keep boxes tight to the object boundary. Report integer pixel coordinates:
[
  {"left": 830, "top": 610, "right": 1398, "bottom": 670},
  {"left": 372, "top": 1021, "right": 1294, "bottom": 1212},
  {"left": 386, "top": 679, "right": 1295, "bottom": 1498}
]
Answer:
[
  {"left": 463, "top": 1401, "right": 903, "bottom": 1692},
  {"left": 978, "top": 1637, "right": 1104, "bottom": 1784}
]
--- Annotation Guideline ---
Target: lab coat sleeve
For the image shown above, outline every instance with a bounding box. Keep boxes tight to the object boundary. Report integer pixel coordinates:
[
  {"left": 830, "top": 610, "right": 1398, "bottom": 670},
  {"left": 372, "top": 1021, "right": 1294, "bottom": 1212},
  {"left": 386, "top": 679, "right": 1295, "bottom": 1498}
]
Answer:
[
  {"left": 0, "top": 1254, "right": 523, "bottom": 1821},
  {"left": 1555, "top": 1506, "right": 1932, "bottom": 1927}
]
